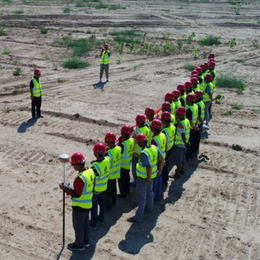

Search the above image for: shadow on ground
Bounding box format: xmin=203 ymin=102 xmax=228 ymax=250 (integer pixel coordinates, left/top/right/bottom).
xmin=17 ymin=118 xmax=38 ymax=133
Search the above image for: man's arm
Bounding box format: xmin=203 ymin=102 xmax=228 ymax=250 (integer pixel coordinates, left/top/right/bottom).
xmin=146 ymin=165 xmax=152 ymax=183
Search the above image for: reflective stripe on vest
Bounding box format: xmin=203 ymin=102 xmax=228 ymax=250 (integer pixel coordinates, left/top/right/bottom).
xmin=107 ymin=146 xmax=121 ymax=179
xmin=162 ymin=125 xmax=176 ymax=151
xmin=196 ymin=100 xmax=205 ymax=121
xmin=175 ymin=118 xmax=190 ymax=145
xmin=153 ymin=132 xmax=166 ymax=159
xmin=203 ymin=82 xmax=213 ymax=102
xmin=133 ymin=126 xmax=151 ymax=155
xmin=136 ymin=145 xmax=158 ymax=179
xmin=121 ymin=137 xmax=134 ymax=170
xmin=100 ymin=51 xmax=110 ymax=65
xmin=91 ymin=157 xmax=110 ymax=192
xmin=31 ymin=77 xmax=42 ymax=97
xmin=199 ymin=75 xmax=204 ymax=90
xmin=71 ymin=169 xmax=95 ymax=209
xmin=186 ymin=104 xmax=199 ymax=126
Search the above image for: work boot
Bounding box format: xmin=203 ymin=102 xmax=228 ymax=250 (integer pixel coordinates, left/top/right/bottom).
xmin=106 ymin=78 xmax=109 ymax=82
xmin=67 ymin=243 xmax=85 ymax=251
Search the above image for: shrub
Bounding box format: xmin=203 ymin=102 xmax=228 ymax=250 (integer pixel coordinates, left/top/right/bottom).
xmin=231 ymin=103 xmax=242 ymax=110
xmin=95 ymin=2 xmax=108 ymax=9
xmin=199 ymin=34 xmax=220 ymax=46
xmin=108 ymin=4 xmax=126 ymax=10
xmin=57 ymin=78 xmax=67 ymax=83
xmin=223 ymin=110 xmax=233 ymax=116
xmin=40 ymin=26 xmax=48 ymax=34
xmin=0 ymin=27 xmax=4 ymax=36
xmin=216 ymin=74 xmax=246 ymax=90
xmin=231 ymin=59 xmax=245 ymax=63
xmin=75 ymin=1 xmax=85 ymax=7
xmin=110 ymin=30 xmax=143 ymax=44
xmin=62 ymin=58 xmax=89 ymax=69
xmin=3 ymin=49 xmax=10 ymax=55
xmin=3 ymin=107 xmax=11 ymax=113
xmin=183 ymin=63 xmax=195 ymax=71
xmin=63 ymin=7 xmax=71 ymax=13
xmin=14 ymin=10 xmax=24 ymax=14
xmin=13 ymin=67 xmax=22 ymax=76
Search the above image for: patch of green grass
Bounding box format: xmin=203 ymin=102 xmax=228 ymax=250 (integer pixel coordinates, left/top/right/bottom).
xmin=216 ymin=74 xmax=246 ymax=91
xmin=13 ymin=60 xmax=21 ymax=66
xmin=2 ymin=0 xmax=12 ymax=3
xmin=57 ymin=78 xmax=67 ymax=83
xmin=95 ymin=1 xmax=108 ymax=9
xmin=110 ymin=30 xmax=143 ymax=44
xmin=223 ymin=110 xmax=233 ymax=116
xmin=3 ymin=107 xmax=11 ymax=113
xmin=2 ymin=49 xmax=10 ymax=55
xmin=0 ymin=27 xmax=4 ymax=36
xmin=231 ymin=103 xmax=243 ymax=110
xmin=13 ymin=67 xmax=22 ymax=76
xmin=251 ymin=109 xmax=260 ymax=115
xmin=62 ymin=58 xmax=89 ymax=69
xmin=199 ymin=34 xmax=220 ymax=46
xmin=257 ymin=19 xmax=260 ymax=24
xmin=75 ymin=1 xmax=85 ymax=7
xmin=231 ymin=58 xmax=245 ymax=63
xmin=183 ymin=63 xmax=195 ymax=71
xmin=108 ymin=4 xmax=126 ymax=10
xmin=161 ymin=9 xmax=170 ymax=12
xmin=63 ymin=6 xmax=71 ymax=13
xmin=14 ymin=10 xmax=24 ymax=14
xmin=40 ymin=26 xmax=48 ymax=34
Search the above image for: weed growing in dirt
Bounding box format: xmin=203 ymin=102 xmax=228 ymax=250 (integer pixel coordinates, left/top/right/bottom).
xmin=111 ymin=30 xmax=143 ymax=44
xmin=2 ymin=0 xmax=12 ymax=3
xmin=0 ymin=27 xmax=5 ymax=36
xmin=62 ymin=58 xmax=89 ymax=69
xmin=0 ymin=65 xmax=4 ymax=69
xmin=216 ymin=74 xmax=246 ymax=91
xmin=108 ymin=4 xmax=126 ymax=10
xmin=13 ymin=60 xmax=21 ymax=65
xmin=231 ymin=58 xmax=245 ymax=63
xmin=95 ymin=1 xmax=108 ymax=9
xmin=63 ymin=6 xmax=71 ymax=13
xmin=2 ymin=49 xmax=10 ymax=55
xmin=185 ymin=32 xmax=195 ymax=44
xmin=199 ymin=34 xmax=220 ymax=46
xmin=223 ymin=110 xmax=233 ymax=116
xmin=251 ymin=109 xmax=260 ymax=115
xmin=214 ymin=94 xmax=225 ymax=104
xmin=231 ymin=103 xmax=243 ymax=110
xmin=177 ymin=40 xmax=183 ymax=49
xmin=161 ymin=9 xmax=170 ymax=12
xmin=183 ymin=63 xmax=195 ymax=71
xmin=116 ymin=56 xmax=122 ymax=64
xmin=192 ymin=47 xmax=200 ymax=59
xmin=14 ymin=10 xmax=24 ymax=14
xmin=75 ymin=1 xmax=85 ymax=7
xmin=40 ymin=26 xmax=48 ymax=34
xmin=57 ymin=78 xmax=67 ymax=83
xmin=252 ymin=39 xmax=259 ymax=48
xmin=3 ymin=107 xmax=11 ymax=113
xmin=13 ymin=67 xmax=22 ymax=76
xmin=229 ymin=38 xmax=236 ymax=48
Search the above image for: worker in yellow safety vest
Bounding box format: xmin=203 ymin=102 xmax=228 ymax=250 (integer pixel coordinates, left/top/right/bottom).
xmin=236 ymin=1 xmax=241 ymax=15
xmin=30 ymin=68 xmax=43 ymax=119
xmin=99 ymin=43 xmax=111 ymax=83
xmin=144 ymin=107 xmax=155 ymax=144
xmin=177 ymin=84 xmax=186 ymax=107
xmin=59 ymin=152 xmax=95 ymax=251
xmin=171 ymin=90 xmax=182 ymax=115
xmin=162 ymin=101 xmax=176 ymax=125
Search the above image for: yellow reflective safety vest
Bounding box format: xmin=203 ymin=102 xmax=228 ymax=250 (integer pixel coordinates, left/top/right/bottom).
xmin=71 ymin=168 xmax=95 ymax=209
xmin=133 ymin=126 xmax=151 ymax=155
xmin=196 ymin=100 xmax=205 ymax=121
xmin=91 ymin=157 xmax=110 ymax=192
xmin=100 ymin=50 xmax=110 ymax=65
xmin=121 ymin=137 xmax=134 ymax=170
xmin=152 ymin=132 xmax=166 ymax=159
xmin=175 ymin=118 xmax=190 ymax=145
xmin=145 ymin=121 xmax=153 ymax=145
xmin=199 ymin=75 xmax=205 ymax=90
xmin=136 ymin=145 xmax=158 ymax=179
xmin=107 ymin=146 xmax=121 ymax=180
xmin=210 ymin=69 xmax=217 ymax=90
xmin=162 ymin=124 xmax=176 ymax=152
xmin=171 ymin=100 xmax=182 ymax=115
xmin=186 ymin=103 xmax=199 ymax=127
xmin=179 ymin=94 xmax=186 ymax=107
xmin=203 ymin=82 xmax=213 ymax=102
xmin=30 ymin=77 xmax=42 ymax=97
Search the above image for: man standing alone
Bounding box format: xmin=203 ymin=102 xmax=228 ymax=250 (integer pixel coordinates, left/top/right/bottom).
xmin=30 ymin=68 xmax=43 ymax=119
xmin=99 ymin=43 xmax=111 ymax=83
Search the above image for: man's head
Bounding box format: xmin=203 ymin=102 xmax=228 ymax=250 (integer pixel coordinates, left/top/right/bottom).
xmin=121 ymin=125 xmax=132 ymax=140
xmin=185 ymin=81 xmax=192 ymax=93
xmin=135 ymin=133 xmax=147 ymax=149
xmin=204 ymin=73 xmax=213 ymax=83
xmin=186 ymin=93 xmax=195 ymax=106
xmin=191 ymin=77 xmax=198 ymax=88
xmin=208 ymin=61 xmax=215 ymax=70
xmin=161 ymin=111 xmax=171 ymax=126
xmin=104 ymin=132 xmax=116 ymax=148
xmin=150 ymin=119 xmax=162 ymax=135
xmin=34 ymin=68 xmax=41 ymax=79
xmin=172 ymin=90 xmax=180 ymax=101
xmin=145 ymin=107 xmax=155 ymax=122
xmin=103 ymin=43 xmax=109 ymax=50
xmin=162 ymin=101 xmax=171 ymax=113
xmin=175 ymin=106 xmax=186 ymax=121
xmin=195 ymin=90 xmax=203 ymax=102
xmin=164 ymin=92 xmax=174 ymax=103
xmin=70 ymin=152 xmax=85 ymax=171
xmin=177 ymin=84 xmax=185 ymax=93
xmin=93 ymin=143 xmax=106 ymax=159
xmin=135 ymin=114 xmax=146 ymax=128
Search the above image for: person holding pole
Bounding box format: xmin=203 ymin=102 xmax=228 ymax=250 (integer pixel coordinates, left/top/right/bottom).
xmin=59 ymin=152 xmax=95 ymax=251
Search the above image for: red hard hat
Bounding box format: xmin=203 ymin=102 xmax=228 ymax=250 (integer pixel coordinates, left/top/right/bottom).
xmin=145 ymin=107 xmax=155 ymax=116
xmin=191 ymin=70 xmax=198 ymax=75
xmin=209 ymin=61 xmax=215 ymax=67
xmin=186 ymin=93 xmax=195 ymax=101
xmin=105 ymin=132 xmax=116 ymax=142
xmin=177 ymin=84 xmax=185 ymax=91
xmin=191 ymin=77 xmax=198 ymax=83
xmin=175 ymin=106 xmax=186 ymax=116
xmin=164 ymin=92 xmax=174 ymax=102
xmin=93 ymin=143 xmax=106 ymax=154
xmin=204 ymin=62 xmax=209 ymax=67
xmin=70 ymin=152 xmax=85 ymax=165
xmin=209 ymin=58 xmax=215 ymax=62
xmin=136 ymin=133 xmax=147 ymax=143
xmin=196 ymin=67 xmax=203 ymax=73
xmin=208 ymin=53 xmax=215 ymax=59
xmin=161 ymin=111 xmax=171 ymax=121
xmin=121 ymin=125 xmax=132 ymax=134
xmin=162 ymin=101 xmax=171 ymax=110
xmin=200 ymin=64 xmax=206 ymax=70
xmin=205 ymin=73 xmax=213 ymax=81
xmin=195 ymin=90 xmax=203 ymax=97
xmin=185 ymin=81 xmax=192 ymax=88
xmin=34 ymin=68 xmax=41 ymax=75
xmin=172 ymin=89 xmax=180 ymax=97
xmin=151 ymin=119 xmax=162 ymax=130
xmin=104 ymin=43 xmax=109 ymax=49
xmin=135 ymin=114 xmax=146 ymax=123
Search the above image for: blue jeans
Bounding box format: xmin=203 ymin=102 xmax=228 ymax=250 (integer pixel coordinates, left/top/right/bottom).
xmin=90 ymin=191 xmax=106 ymax=226
xmin=133 ymin=177 xmax=154 ymax=222
xmin=153 ymin=174 xmax=162 ymax=201
xmin=204 ymin=101 xmax=212 ymax=125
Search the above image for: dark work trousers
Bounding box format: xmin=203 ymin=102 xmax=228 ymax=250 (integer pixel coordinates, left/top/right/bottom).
xmin=193 ymin=128 xmax=201 ymax=154
xmin=118 ymin=168 xmax=130 ymax=197
xmin=72 ymin=208 xmax=90 ymax=246
xmin=31 ymin=96 xmax=42 ymax=118
xmin=100 ymin=64 xmax=109 ymax=80
xmin=105 ymin=179 xmax=117 ymax=210
xmin=153 ymin=174 xmax=162 ymax=201
xmin=162 ymin=146 xmax=174 ymax=184
xmin=90 ymin=191 xmax=106 ymax=226
xmin=186 ymin=129 xmax=196 ymax=160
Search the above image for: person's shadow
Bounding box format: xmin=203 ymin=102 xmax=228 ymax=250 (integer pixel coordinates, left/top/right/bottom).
xmin=93 ymin=82 xmax=107 ymax=90
xmin=17 ymin=118 xmax=38 ymax=133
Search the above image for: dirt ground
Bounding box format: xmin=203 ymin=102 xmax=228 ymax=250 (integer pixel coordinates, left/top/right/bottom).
xmin=0 ymin=0 xmax=260 ymax=259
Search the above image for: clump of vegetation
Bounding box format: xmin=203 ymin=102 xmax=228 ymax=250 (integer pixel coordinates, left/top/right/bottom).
xmin=2 ymin=49 xmax=10 ymax=55
xmin=0 ymin=27 xmax=4 ymax=36
xmin=229 ymin=38 xmax=236 ymax=48
xmin=216 ymin=74 xmax=246 ymax=92
xmin=252 ymin=39 xmax=259 ymax=48
xmin=3 ymin=107 xmax=11 ymax=113
xmin=13 ymin=60 xmax=21 ymax=66
xmin=14 ymin=10 xmax=24 ymax=14
xmin=192 ymin=47 xmax=200 ymax=59
xmin=199 ymin=34 xmax=220 ymax=46
xmin=57 ymin=78 xmax=67 ymax=83
xmin=108 ymin=4 xmax=126 ymax=10
xmin=63 ymin=6 xmax=71 ymax=13
xmin=110 ymin=30 xmax=143 ymax=44
xmin=185 ymin=32 xmax=195 ymax=44
xmin=183 ymin=63 xmax=195 ymax=71
xmin=231 ymin=58 xmax=245 ymax=63
xmin=214 ymin=94 xmax=225 ymax=104
xmin=116 ymin=56 xmax=122 ymax=64
xmin=231 ymin=103 xmax=243 ymax=110
xmin=13 ymin=67 xmax=22 ymax=76
xmin=40 ymin=26 xmax=48 ymax=34
xmin=223 ymin=110 xmax=233 ymax=116
xmin=95 ymin=1 xmax=108 ymax=9
xmin=62 ymin=58 xmax=89 ymax=69
xmin=75 ymin=1 xmax=85 ymax=7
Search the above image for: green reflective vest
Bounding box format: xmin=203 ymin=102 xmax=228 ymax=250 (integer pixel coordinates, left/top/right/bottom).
xmin=30 ymin=77 xmax=42 ymax=97
xmin=100 ymin=50 xmax=110 ymax=65
xmin=121 ymin=137 xmax=134 ymax=170
xmin=179 ymin=94 xmax=186 ymax=107
xmin=203 ymin=82 xmax=213 ymax=102
xmin=91 ymin=157 xmax=110 ymax=192
xmin=186 ymin=103 xmax=199 ymax=126
xmin=153 ymin=132 xmax=166 ymax=159
xmin=171 ymin=100 xmax=182 ymax=115
xmin=107 ymin=146 xmax=121 ymax=180
xmin=136 ymin=145 xmax=158 ymax=179
xmin=199 ymin=75 xmax=205 ymax=90
xmin=196 ymin=100 xmax=205 ymax=121
xmin=162 ymin=124 xmax=176 ymax=151
xmin=133 ymin=126 xmax=151 ymax=155
xmin=175 ymin=118 xmax=190 ymax=146
xmin=145 ymin=121 xmax=153 ymax=144
xmin=71 ymin=168 xmax=95 ymax=209
xmin=210 ymin=69 xmax=217 ymax=90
